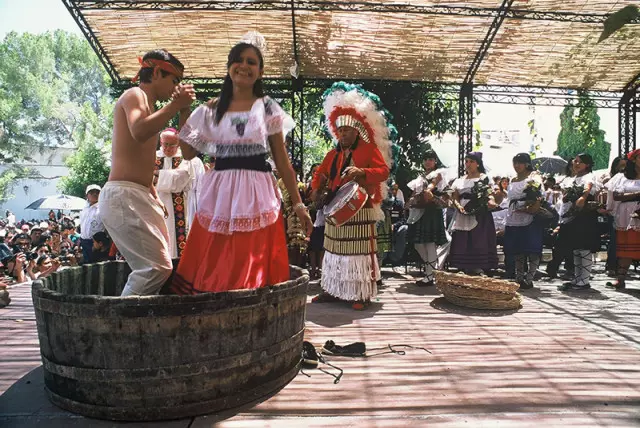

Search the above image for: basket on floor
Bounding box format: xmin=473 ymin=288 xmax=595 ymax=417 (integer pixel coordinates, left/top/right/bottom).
xmin=434 ymin=271 xmax=521 ymax=311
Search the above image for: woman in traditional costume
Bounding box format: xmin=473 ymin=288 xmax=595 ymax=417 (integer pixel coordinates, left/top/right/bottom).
xmin=557 ymin=153 xmax=600 ymax=291
xmin=448 ymin=152 xmax=498 ymax=275
xmin=606 ymin=150 xmax=640 ymax=290
xmin=406 ymin=149 xmax=449 ymax=286
xmin=603 ymin=156 xmax=627 ymax=276
xmin=545 ymin=161 xmax=575 ymax=279
xmin=171 ymin=33 xmax=312 ymax=294
xmin=503 ymin=153 xmax=545 ymax=289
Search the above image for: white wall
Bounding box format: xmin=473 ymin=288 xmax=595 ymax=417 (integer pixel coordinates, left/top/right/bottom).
xmin=0 ymin=147 xmax=74 ymax=222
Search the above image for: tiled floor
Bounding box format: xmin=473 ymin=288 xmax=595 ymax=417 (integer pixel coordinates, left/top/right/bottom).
xmin=1 ymin=267 xmax=640 ymax=427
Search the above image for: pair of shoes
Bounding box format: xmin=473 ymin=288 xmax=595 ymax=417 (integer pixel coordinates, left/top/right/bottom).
xmin=558 ymin=282 xmax=591 ymax=291
xmin=312 ymin=293 xmax=338 ymax=303
xmin=352 ymin=301 xmax=368 ymax=311
xmin=416 ymin=279 xmax=435 ymax=287
xmin=605 ymin=280 xmax=626 ymax=290
xmin=322 ymin=340 xmax=366 ymax=357
xmin=376 ymin=279 xmax=383 ymax=287
xmin=544 ymin=269 xmax=557 ymax=279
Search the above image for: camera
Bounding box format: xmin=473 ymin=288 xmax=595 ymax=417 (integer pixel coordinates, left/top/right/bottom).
xmin=26 ymin=252 xmax=39 ymax=262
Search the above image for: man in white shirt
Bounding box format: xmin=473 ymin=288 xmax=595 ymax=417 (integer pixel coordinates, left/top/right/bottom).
xmin=79 ymin=184 xmax=105 ymax=264
xmin=153 ymin=128 xmax=205 ymax=258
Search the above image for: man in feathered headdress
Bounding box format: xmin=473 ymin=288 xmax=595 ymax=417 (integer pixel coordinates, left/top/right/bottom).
xmin=154 ymin=128 xmax=206 ymax=258
xmin=310 ymin=83 xmax=392 ymax=310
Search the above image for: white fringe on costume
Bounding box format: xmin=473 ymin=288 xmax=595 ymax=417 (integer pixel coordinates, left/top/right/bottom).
xmin=321 ymin=252 xmax=380 ymax=302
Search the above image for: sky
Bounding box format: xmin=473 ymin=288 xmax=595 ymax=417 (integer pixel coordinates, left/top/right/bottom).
xmin=0 ymin=0 xmax=82 ymax=38
xmin=0 ymin=0 xmax=623 ymax=171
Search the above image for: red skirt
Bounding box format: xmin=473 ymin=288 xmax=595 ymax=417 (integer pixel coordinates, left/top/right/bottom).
xmin=616 ymin=229 xmax=640 ymax=260
xmin=171 ymin=212 xmax=289 ymax=294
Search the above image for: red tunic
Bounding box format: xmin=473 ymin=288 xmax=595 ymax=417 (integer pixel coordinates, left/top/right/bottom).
xmin=311 ymin=142 xmax=389 ymax=203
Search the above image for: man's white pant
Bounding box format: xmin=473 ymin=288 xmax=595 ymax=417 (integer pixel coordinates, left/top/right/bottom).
xmin=99 ymin=181 xmax=173 ymax=296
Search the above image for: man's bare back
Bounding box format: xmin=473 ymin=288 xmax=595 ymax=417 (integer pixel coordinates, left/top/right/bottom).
xmin=109 ymin=88 xmax=157 ymax=187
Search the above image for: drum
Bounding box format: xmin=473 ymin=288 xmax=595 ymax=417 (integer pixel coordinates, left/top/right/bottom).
xmin=323 ymin=181 xmax=369 ymax=226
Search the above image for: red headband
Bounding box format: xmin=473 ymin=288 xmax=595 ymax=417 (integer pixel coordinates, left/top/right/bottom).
xmin=132 ymin=57 xmax=183 ymax=83
xmin=628 ymin=149 xmax=640 ymax=160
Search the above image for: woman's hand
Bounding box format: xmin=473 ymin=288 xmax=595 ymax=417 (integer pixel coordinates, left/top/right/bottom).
xmin=294 ymin=204 xmax=314 ymax=236
xmin=575 ymin=196 xmax=586 ymax=209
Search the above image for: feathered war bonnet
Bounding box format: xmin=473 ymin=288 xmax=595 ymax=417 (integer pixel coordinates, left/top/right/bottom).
xmin=322 ymin=82 xmax=397 ymax=214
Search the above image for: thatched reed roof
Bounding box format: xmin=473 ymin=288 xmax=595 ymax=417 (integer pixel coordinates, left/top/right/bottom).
xmin=65 ymin=0 xmax=640 ymax=91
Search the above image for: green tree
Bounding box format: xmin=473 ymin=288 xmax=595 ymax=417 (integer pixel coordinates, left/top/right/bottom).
xmin=58 ymin=141 xmax=110 ymax=197
xmin=555 ymin=92 xmax=610 ymax=170
xmin=0 ymin=30 xmax=113 ymax=200
xmin=358 ymin=82 xmax=458 ymax=189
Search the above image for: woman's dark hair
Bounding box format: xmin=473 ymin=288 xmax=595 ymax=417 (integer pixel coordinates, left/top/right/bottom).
xmin=498 ymin=177 xmax=510 ymax=192
xmin=309 ymin=163 xmax=321 ymax=177
xmin=422 ymin=149 xmax=445 ymax=169
xmin=610 ymin=156 xmax=626 ymax=177
xmin=137 ymin=49 xmax=185 ymax=84
xmin=92 ymin=231 xmax=112 ymax=248
xmin=512 ymin=152 xmax=534 ymax=172
xmin=211 ymin=43 xmax=265 ymax=124
xmin=575 ymin=153 xmax=594 ymax=173
xmin=465 ymin=153 xmax=486 ymax=174
xmin=624 ymin=157 xmax=639 ymax=179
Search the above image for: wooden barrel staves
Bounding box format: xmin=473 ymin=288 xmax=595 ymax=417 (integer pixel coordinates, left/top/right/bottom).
xmin=31 ymin=261 xmax=308 ymax=421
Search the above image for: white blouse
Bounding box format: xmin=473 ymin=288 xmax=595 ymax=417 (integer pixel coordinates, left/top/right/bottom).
xmin=179 ymin=97 xmax=294 ymax=235
xmin=450 ymin=174 xmax=488 ymax=232
xmin=612 ymin=177 xmax=640 ymax=231
xmin=505 ymin=174 xmax=544 ymax=227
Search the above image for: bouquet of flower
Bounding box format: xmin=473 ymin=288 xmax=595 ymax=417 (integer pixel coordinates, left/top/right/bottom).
xmin=562 ymin=183 xmax=585 ymax=204
xmin=462 ymin=177 xmax=492 ymax=216
xmin=510 ymin=179 xmax=542 ymax=209
xmin=561 ymin=182 xmax=599 ymax=218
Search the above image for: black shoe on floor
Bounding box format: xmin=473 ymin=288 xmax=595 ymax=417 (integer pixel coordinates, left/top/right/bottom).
xmin=518 ymin=280 xmax=533 ymax=289
xmin=302 ymin=341 xmax=320 ymax=368
xmin=322 ymin=340 xmax=366 ymax=357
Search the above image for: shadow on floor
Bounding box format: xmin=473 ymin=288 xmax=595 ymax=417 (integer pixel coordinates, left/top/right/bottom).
xmin=429 ymin=296 xmax=521 ymax=317
xmin=305 ymin=301 xmax=383 ymax=328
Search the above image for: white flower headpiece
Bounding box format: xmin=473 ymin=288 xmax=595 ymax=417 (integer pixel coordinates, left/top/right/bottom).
xmin=238 ymin=31 xmax=267 ymax=56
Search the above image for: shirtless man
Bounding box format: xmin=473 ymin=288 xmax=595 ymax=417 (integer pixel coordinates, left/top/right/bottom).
xmin=99 ymin=49 xmax=195 ymax=296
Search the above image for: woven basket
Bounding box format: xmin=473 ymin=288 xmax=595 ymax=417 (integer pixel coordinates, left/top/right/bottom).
xmin=434 ymin=271 xmax=520 ymax=293
xmin=442 ymin=293 xmax=522 ymax=311
xmin=436 ymin=282 xmax=515 ymax=301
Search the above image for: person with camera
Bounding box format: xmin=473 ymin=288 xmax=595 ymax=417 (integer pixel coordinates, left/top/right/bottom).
xmin=57 ymin=241 xmax=79 ymax=267
xmin=27 ymin=254 xmax=60 ymax=281
xmin=3 ymin=253 xmax=29 ymax=284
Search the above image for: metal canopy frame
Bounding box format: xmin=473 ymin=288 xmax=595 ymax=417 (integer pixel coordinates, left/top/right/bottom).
xmin=63 ymin=0 xmax=640 ymax=175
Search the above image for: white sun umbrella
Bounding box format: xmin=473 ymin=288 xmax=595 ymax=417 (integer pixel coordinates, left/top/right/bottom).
xmin=25 ymin=194 xmax=87 ymax=211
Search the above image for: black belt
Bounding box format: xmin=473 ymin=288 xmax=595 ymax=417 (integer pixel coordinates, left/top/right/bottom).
xmin=214 ymin=155 xmax=272 ymax=172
